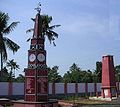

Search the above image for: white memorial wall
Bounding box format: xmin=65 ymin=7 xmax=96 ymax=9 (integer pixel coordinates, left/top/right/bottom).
xmin=0 ymin=82 xmax=119 ymax=95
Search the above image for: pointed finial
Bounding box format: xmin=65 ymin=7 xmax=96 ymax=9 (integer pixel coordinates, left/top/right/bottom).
xmin=35 ymin=2 xmax=41 ymax=13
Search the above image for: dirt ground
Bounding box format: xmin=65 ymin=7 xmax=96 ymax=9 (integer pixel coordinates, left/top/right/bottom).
xmin=59 ymin=97 xmax=120 ymax=107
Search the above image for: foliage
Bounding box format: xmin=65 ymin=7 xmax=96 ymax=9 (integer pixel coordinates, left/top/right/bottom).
xmin=0 ymin=11 xmax=20 ymax=80
xmin=27 ymin=14 xmax=60 ymax=46
xmin=93 ymin=61 xmax=102 ymax=83
xmin=115 ymin=65 xmax=120 ymax=82
xmin=1 ymin=67 xmax=9 ymax=82
xmin=63 ymin=63 xmax=93 ymax=83
xmin=48 ymin=66 xmax=62 ymax=83
xmin=6 ymin=59 xmax=20 ymax=81
xmin=1 ymin=61 xmax=120 ymax=83
xmin=15 ymin=74 xmax=25 ymax=82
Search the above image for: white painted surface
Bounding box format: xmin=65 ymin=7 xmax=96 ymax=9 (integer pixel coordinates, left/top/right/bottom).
xmin=104 ymin=89 xmax=108 ymax=96
xmin=88 ymin=83 xmax=94 ymax=92
xmin=97 ymin=83 xmax=101 ymax=92
xmin=0 ymin=82 xmax=8 ymax=95
xmin=13 ymin=83 xmax=24 ymax=95
xmin=78 ymin=83 xmax=85 ymax=93
xmin=49 ymin=83 xmax=52 ymax=94
xmin=55 ymin=83 xmax=64 ymax=94
xmin=67 ymin=83 xmax=75 ymax=93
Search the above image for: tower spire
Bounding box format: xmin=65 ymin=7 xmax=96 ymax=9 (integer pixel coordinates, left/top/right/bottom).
xmin=34 ymin=2 xmax=41 ymax=14
xmin=33 ymin=2 xmax=43 ymax=38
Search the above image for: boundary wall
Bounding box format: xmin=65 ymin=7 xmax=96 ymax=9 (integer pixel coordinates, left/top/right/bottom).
xmin=0 ymin=82 xmax=120 ymax=96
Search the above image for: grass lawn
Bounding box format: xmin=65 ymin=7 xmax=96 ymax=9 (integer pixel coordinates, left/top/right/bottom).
xmin=59 ymin=97 xmax=111 ymax=106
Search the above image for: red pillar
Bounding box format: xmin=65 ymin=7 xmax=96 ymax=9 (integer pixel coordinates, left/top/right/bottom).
xmin=101 ymin=55 xmax=117 ymax=98
xmin=85 ymin=83 xmax=88 ymax=94
xmin=8 ymin=82 xmax=13 ymax=96
xmin=64 ymin=83 xmax=67 ymax=94
xmin=75 ymin=83 xmax=78 ymax=94
xmin=94 ymin=83 xmax=98 ymax=97
xmin=52 ymin=83 xmax=55 ymax=95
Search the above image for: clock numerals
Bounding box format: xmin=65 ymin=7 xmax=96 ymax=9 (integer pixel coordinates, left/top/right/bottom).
xmin=37 ymin=53 xmax=45 ymax=62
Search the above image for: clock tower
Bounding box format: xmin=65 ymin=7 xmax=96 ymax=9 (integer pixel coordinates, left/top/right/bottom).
xmin=13 ymin=4 xmax=58 ymax=107
xmin=25 ymin=8 xmax=48 ymax=102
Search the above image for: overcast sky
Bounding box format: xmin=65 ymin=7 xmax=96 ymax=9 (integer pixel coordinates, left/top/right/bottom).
xmin=1 ymin=0 xmax=120 ymax=76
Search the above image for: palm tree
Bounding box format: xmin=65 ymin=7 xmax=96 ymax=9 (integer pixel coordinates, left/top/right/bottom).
xmin=26 ymin=14 xmax=60 ymax=46
xmin=6 ymin=59 xmax=19 ymax=81
xmin=0 ymin=11 xmax=20 ymax=79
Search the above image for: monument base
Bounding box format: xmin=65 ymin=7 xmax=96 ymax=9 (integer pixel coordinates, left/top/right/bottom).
xmin=89 ymin=96 xmax=118 ymax=101
xmin=101 ymin=86 xmax=118 ymax=98
xmin=13 ymin=99 xmax=58 ymax=107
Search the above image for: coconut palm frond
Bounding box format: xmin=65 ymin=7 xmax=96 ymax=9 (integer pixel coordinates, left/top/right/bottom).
xmin=26 ymin=28 xmax=34 ymax=33
xmin=3 ymin=37 xmax=20 ymax=53
xmin=3 ymin=22 xmax=20 ymax=35
xmin=0 ymin=12 xmax=9 ymax=31
xmin=53 ymin=41 xmax=56 ymax=46
xmin=49 ymin=25 xmax=61 ymax=30
xmin=31 ymin=18 xmax=35 ymax=21
xmin=26 ymin=38 xmax=31 ymax=42
xmin=48 ymin=30 xmax=59 ymax=38
xmin=2 ymin=43 xmax=7 ymax=61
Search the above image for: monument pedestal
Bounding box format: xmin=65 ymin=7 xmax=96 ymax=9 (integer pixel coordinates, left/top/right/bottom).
xmin=101 ymin=86 xmax=117 ymax=98
xmin=13 ymin=99 xmax=58 ymax=107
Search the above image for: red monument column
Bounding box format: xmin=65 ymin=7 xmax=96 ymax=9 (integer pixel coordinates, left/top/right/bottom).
xmin=101 ymin=55 xmax=117 ymax=98
xmin=25 ymin=12 xmax=48 ymax=102
xmin=13 ymin=5 xmax=58 ymax=107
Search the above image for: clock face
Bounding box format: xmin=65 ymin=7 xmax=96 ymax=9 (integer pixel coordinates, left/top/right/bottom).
xmin=29 ymin=54 xmax=36 ymax=62
xmin=37 ymin=53 xmax=45 ymax=62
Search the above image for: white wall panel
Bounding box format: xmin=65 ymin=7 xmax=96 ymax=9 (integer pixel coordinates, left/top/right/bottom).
xmin=13 ymin=83 xmax=24 ymax=95
xmin=49 ymin=83 xmax=52 ymax=94
xmin=67 ymin=83 xmax=75 ymax=93
xmin=0 ymin=82 xmax=106 ymax=95
xmin=88 ymin=83 xmax=94 ymax=92
xmin=97 ymin=83 xmax=101 ymax=92
xmin=55 ymin=83 xmax=64 ymax=94
xmin=78 ymin=83 xmax=85 ymax=93
xmin=0 ymin=82 xmax=8 ymax=95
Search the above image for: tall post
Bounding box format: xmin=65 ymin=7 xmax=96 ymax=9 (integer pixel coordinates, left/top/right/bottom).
xmin=101 ymin=55 xmax=118 ymax=98
xmin=13 ymin=4 xmax=58 ymax=107
xmin=25 ymin=12 xmax=48 ymax=102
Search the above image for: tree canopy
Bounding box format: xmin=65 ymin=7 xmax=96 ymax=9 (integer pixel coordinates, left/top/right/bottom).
xmin=0 ymin=11 xmax=20 ymax=80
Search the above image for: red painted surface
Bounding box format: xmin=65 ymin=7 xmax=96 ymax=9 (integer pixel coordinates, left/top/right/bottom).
xmin=25 ymin=95 xmax=36 ymax=101
xmin=13 ymin=9 xmax=58 ymax=107
xmin=8 ymin=82 xmax=13 ymax=96
xmin=101 ymin=55 xmax=117 ymax=98
xmin=117 ymin=82 xmax=119 ymax=91
xmin=94 ymin=83 xmax=97 ymax=93
xmin=37 ymin=70 xmax=48 ymax=76
xmin=52 ymin=83 xmax=55 ymax=95
xmin=64 ymin=83 xmax=67 ymax=94
xmin=85 ymin=83 xmax=88 ymax=94
xmin=25 ymin=12 xmax=48 ymax=102
xmin=13 ymin=103 xmax=58 ymax=107
xmin=25 ymin=69 xmax=35 ymax=76
xmin=75 ymin=83 xmax=78 ymax=94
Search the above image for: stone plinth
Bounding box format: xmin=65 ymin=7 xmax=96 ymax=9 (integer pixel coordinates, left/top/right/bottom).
xmin=13 ymin=99 xmax=58 ymax=107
